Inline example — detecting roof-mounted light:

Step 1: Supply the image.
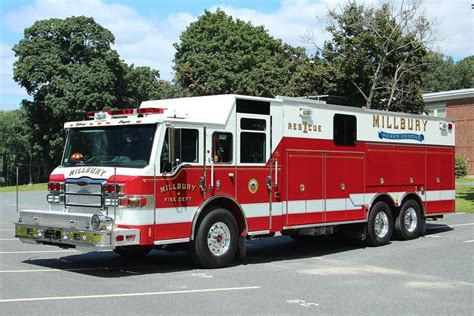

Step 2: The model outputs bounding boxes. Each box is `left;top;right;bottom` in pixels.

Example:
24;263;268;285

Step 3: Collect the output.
439;122;454;131
138;108;164;114
94;112;110;121
85;107;164;120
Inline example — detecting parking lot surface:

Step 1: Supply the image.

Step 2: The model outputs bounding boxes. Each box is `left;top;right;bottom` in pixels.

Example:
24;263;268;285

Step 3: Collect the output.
0;191;473;315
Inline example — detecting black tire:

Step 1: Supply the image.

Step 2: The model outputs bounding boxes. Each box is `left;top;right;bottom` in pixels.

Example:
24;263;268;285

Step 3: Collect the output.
114;245;152;257
366;201;393;246
190;208;238;268
419;217;427;236
395;200;422;240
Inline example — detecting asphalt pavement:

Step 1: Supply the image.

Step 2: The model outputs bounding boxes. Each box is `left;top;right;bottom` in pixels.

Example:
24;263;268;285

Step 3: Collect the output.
0;191;473;315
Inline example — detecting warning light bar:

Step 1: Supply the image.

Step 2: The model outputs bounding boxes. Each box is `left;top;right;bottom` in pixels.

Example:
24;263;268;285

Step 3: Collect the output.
86;107;165;120
137;108;164;114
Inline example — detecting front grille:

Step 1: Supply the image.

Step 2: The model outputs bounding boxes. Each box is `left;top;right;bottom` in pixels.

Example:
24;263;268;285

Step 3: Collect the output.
66;183;102;195
65;194;102;207
65;181;103;209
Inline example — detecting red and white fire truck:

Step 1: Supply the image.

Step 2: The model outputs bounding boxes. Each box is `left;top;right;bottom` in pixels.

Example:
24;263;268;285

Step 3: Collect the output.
15;95;455;268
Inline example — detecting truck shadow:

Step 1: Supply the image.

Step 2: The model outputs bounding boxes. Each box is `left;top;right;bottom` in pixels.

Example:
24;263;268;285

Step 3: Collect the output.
21;223;454;277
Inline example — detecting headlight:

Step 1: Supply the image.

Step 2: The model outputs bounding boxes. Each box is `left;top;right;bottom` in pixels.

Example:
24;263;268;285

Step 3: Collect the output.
90;214;112;231
91;214;102;230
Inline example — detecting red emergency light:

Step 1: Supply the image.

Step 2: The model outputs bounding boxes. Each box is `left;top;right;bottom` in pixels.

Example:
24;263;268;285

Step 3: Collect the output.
85;107;164;120
137;108;164;114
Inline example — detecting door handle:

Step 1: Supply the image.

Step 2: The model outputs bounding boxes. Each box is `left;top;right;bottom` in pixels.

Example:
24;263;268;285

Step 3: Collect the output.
266;176;272;190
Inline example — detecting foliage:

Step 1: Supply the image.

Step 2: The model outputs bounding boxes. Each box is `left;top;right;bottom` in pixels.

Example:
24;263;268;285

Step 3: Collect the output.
310;0;432;112
173;9;306;97
455;155;468;178
286;56;335;98
12;16;162;169
0;109;37;185
124;65;162;106
422;54;474;93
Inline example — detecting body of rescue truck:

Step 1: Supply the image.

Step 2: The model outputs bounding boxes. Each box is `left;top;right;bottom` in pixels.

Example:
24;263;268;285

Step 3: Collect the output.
15;95;455;268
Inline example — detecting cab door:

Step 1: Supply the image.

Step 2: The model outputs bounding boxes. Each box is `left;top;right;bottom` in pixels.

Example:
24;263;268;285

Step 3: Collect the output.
235;113;272;233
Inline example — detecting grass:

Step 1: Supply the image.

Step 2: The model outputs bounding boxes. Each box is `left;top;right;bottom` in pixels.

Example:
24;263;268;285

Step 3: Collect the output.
456;185;474;213
456;177;474;183
0;183;47;193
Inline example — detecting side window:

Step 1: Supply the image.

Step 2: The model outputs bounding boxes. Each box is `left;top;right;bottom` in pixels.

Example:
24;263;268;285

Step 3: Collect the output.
179;129;199;162
212;132;233;163
160;128;199;172
334;114;357;145
240;118;266;163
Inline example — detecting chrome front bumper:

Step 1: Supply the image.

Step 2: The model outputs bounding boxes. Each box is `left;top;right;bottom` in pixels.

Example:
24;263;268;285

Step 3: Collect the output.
15;210;140;251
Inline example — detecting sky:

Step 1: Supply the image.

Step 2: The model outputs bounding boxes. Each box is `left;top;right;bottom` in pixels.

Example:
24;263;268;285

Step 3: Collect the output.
0;0;473;111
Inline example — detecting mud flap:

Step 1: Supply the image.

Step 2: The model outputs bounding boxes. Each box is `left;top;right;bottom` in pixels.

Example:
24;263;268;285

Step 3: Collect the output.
360;225;367;241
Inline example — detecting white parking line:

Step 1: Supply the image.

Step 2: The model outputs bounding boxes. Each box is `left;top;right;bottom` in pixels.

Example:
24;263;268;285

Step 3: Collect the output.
425;235;442;238
0;286;261;303
463;240;474;243
449;223;474;227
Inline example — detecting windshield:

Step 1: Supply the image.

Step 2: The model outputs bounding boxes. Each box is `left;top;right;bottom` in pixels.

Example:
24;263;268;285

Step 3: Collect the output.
62;124;157;168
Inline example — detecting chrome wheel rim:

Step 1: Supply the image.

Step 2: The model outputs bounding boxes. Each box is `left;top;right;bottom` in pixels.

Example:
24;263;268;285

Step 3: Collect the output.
404;207;418;233
374;212;389;238
207;222;231;256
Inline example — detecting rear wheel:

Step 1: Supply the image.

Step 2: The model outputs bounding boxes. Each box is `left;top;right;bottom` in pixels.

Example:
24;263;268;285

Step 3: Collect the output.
190;208;238;268
395;200;421;240
366;201;393;246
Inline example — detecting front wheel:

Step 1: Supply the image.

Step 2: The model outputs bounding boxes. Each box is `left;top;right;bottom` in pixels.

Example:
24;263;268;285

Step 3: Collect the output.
190;208;239;268
366;201;393;246
395;200;421;240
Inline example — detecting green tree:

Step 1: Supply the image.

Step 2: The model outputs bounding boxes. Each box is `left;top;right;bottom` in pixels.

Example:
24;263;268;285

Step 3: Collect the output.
12;16;162;169
423;54;474;92
456;56;474;89
312;1;432;112
174;9;306;97
286;56;335;98
124;65;162;107
0;109;36;185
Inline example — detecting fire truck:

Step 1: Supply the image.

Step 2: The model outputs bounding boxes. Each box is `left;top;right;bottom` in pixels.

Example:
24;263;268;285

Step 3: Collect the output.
15;95;455;268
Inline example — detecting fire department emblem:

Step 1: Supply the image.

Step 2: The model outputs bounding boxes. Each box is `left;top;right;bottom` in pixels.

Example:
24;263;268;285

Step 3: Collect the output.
248;179;258;194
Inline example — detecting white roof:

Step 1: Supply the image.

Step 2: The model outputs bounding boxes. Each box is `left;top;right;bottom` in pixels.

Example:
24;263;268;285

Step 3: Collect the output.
423;88;474;103
140;94;277;126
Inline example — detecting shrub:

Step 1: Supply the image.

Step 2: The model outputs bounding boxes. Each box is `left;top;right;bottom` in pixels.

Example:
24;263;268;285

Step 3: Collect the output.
455;155;468;178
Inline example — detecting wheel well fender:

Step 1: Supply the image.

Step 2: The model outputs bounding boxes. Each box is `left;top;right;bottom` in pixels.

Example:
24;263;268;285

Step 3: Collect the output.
369;193;397;214
191;195;248;240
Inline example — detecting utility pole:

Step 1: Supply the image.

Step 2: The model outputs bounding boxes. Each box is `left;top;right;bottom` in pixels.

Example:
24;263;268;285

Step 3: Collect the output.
16;164;19;214
28;148;33;185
